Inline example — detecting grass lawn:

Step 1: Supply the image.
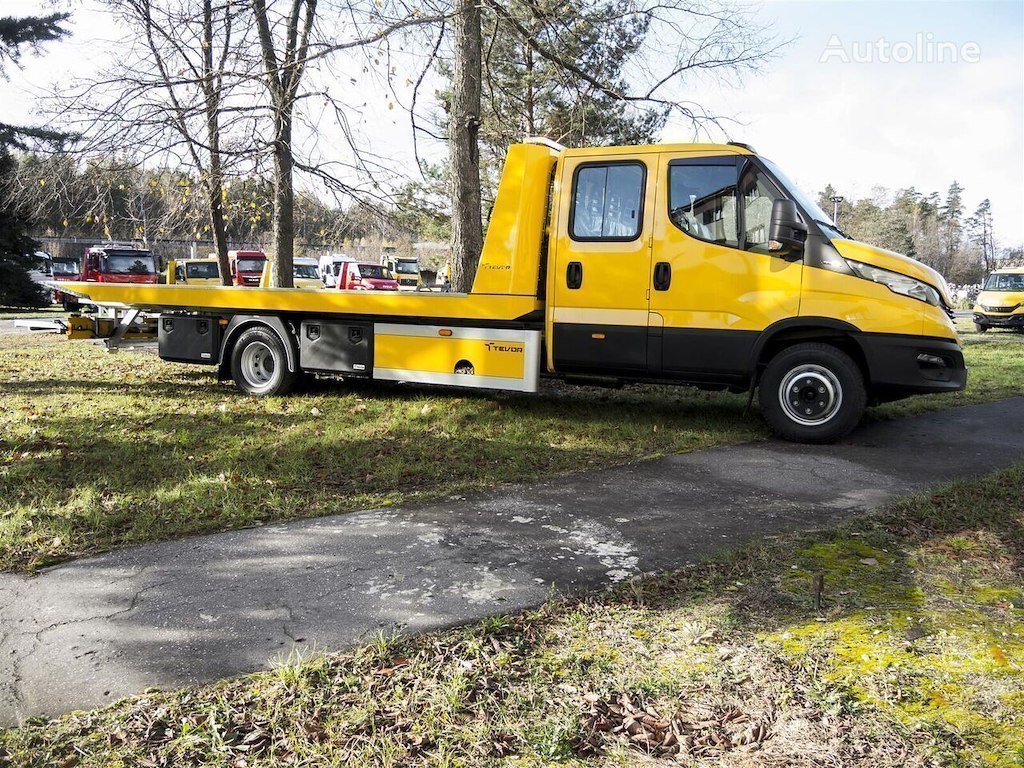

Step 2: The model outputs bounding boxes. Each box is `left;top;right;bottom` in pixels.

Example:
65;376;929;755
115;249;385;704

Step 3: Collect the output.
0;307;66;321
2;463;1021;767
0;331;1021;572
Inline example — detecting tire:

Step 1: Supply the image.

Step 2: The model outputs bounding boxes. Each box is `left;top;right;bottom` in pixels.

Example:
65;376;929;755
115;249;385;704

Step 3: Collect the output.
974;323;988;333
759;343;867;444
230;326;296;396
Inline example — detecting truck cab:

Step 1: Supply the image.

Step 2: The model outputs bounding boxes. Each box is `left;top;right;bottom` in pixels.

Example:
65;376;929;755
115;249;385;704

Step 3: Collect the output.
382;252;421;290
525;141;963;440
228;250;267;287
293;258;323;290
174;257;221;286
81;243;158;284
336;262;400;291
973;268;1024;332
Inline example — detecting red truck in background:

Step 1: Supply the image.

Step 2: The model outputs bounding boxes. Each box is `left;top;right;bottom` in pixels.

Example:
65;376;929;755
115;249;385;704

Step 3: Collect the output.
81;243;158;284
229;250;267;286
56;244;157;309
336;262;400;291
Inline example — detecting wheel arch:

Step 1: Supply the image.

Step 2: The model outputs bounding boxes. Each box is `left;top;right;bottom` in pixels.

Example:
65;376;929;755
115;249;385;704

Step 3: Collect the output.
749;317;870;387
218;315;298;379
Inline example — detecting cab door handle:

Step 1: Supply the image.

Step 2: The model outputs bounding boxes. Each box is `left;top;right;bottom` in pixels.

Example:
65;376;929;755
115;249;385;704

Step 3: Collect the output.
566;261;583;289
653;262;672;291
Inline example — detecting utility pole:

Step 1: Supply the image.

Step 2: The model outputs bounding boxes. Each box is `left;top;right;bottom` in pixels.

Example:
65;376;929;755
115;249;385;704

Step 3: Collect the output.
830;195;844;224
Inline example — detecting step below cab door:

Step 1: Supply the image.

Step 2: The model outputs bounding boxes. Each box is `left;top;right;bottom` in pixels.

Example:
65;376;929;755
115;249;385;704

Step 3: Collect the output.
649;152;803;378
549;152;656;374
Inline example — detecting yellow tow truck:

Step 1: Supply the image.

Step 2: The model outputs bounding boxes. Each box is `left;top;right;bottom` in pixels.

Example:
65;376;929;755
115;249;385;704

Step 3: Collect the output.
61;139;965;442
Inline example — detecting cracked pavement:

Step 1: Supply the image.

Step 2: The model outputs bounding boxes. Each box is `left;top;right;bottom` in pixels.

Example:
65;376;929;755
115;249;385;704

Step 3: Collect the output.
1;398;1023;725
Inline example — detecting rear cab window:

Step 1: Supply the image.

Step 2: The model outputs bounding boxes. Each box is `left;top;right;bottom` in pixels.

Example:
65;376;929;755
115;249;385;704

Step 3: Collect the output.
570;162;646;241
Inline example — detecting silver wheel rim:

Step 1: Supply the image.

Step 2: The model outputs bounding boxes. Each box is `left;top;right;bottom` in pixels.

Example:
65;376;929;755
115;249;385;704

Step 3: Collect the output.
778;364;843;426
240;341;276;390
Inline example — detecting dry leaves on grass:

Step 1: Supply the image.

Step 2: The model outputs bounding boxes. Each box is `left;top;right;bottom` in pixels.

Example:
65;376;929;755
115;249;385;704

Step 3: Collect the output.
576;691;771;759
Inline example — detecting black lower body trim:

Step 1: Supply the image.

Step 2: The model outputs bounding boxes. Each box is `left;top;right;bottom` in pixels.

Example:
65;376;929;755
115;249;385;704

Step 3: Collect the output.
552;323;757;383
660;327;758;376
552;323;647;374
974;312;1024;328
855;333;966;399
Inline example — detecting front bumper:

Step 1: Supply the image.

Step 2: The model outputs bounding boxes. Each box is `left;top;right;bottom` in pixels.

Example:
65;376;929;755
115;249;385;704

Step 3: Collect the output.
857;333;967;399
973;311;1024;328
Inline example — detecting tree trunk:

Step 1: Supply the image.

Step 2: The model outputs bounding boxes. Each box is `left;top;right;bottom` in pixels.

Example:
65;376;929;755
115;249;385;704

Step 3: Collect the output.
200;0;232;285
205;168;230;284
269;110;295;288
449;0;482;294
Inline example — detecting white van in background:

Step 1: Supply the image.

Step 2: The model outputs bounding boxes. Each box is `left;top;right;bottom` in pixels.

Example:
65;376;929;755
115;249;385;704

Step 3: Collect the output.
318;254;354;288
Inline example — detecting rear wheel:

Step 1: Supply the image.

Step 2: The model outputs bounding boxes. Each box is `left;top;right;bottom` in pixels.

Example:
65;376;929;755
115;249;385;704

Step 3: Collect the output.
230;327;296;396
759;343;866;444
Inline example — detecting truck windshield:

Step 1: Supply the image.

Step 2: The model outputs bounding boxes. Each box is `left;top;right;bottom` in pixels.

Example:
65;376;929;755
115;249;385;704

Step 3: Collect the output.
393;261;418;274
186;262;220;279
759;158;842;237
294;265;319;279
358;264;387;279
984;273;1024;291
237;258;265;273
52;260;79;276
103;252;156;274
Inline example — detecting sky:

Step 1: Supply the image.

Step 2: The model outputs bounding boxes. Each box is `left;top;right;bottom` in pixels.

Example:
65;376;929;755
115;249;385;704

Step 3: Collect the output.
2;0;1022;246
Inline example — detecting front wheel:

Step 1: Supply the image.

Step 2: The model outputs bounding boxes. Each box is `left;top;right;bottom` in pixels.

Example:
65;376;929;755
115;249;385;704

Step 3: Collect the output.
759;343;867;444
974;323;989;333
230;327;296;396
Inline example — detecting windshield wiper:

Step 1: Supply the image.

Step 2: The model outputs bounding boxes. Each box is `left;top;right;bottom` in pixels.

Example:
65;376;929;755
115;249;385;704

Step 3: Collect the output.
815;219;852;239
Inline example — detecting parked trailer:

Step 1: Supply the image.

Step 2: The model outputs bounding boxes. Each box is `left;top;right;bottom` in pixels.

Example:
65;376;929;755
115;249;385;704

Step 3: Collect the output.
61;140;966;443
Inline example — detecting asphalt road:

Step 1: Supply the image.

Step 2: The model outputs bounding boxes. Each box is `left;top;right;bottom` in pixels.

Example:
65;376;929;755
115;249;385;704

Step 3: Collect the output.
1;398;1023;725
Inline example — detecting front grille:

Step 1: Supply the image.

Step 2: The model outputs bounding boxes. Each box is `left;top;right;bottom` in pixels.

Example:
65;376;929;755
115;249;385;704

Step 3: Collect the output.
982;304;1018;313
400;278;417;285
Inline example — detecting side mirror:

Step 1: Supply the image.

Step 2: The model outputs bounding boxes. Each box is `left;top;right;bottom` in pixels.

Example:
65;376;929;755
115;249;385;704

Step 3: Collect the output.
768;199;808;258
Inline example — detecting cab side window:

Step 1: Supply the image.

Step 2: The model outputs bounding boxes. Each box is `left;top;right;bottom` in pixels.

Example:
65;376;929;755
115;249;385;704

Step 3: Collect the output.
667;163;738;247
571;162;645;241
740;165;784;254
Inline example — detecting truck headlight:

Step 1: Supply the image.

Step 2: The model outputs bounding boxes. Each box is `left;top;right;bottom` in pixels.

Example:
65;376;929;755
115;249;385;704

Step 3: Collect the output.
845;260;941;306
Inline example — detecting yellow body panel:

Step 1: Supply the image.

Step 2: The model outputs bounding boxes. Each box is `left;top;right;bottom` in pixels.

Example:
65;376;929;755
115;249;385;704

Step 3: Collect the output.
800;266;928;336
832;240;953;306
548;148;659;324
375;333;525;379
471;144;559;296
648;151;802;333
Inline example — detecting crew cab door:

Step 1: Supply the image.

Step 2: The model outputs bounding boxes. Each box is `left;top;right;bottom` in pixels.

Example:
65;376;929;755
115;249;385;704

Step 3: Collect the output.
550;153;656;374
648;153;803;377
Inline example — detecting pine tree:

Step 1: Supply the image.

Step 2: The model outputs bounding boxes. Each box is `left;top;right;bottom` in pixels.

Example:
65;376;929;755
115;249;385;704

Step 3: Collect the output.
474;0;667;194
0;11;70;308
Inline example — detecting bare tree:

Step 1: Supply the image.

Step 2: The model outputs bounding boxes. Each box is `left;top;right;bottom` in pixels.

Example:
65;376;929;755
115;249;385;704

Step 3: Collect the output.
245;1;451;286
49;0;259;284
249;0;317;288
